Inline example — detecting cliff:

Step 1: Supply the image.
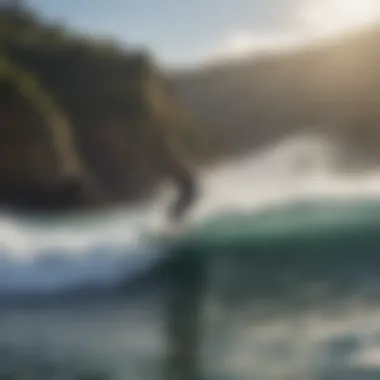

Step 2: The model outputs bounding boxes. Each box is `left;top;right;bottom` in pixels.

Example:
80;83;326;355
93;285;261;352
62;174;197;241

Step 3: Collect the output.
0;55;105;212
0;2;202;215
174;24;380;167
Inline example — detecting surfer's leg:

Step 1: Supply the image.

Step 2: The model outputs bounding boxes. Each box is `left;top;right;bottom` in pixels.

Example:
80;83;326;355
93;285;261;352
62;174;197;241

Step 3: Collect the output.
163;253;205;380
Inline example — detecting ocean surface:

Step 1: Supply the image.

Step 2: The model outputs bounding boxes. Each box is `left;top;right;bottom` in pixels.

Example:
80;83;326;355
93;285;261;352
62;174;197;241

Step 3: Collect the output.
2;133;380;379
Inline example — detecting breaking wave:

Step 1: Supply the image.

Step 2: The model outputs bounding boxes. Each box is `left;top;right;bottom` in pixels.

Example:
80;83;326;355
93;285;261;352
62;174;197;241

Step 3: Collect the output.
1;132;380;297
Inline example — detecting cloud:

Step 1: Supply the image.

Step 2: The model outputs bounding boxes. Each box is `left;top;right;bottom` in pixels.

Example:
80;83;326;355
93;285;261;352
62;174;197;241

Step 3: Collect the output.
208;30;305;62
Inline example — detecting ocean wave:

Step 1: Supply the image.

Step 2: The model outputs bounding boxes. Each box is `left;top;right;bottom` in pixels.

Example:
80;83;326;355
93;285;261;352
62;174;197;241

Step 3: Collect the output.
2;132;380;299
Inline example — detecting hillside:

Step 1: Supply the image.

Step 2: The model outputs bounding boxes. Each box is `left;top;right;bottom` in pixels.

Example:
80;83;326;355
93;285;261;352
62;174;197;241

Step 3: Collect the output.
0;54;104;212
174;24;380;167
0;1;205;215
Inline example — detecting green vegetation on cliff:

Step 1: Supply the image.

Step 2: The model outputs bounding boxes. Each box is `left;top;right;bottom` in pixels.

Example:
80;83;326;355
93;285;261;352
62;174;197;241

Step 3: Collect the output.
0;52;105;212
0;1;204;214
0;52;83;180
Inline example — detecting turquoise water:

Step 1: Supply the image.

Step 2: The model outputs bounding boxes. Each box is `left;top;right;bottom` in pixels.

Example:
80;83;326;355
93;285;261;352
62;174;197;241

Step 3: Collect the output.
179;198;380;252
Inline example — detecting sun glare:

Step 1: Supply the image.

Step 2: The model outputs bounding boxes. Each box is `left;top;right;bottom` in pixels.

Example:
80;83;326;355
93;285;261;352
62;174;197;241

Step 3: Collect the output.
214;31;302;61
208;0;380;63
300;0;380;37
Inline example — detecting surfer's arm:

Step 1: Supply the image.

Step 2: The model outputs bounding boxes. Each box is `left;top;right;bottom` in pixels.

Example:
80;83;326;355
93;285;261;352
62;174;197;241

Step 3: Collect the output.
152;123;198;221
167;160;198;221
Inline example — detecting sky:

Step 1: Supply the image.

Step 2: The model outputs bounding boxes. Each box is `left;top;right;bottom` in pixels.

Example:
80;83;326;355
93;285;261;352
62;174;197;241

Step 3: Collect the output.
28;0;380;68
